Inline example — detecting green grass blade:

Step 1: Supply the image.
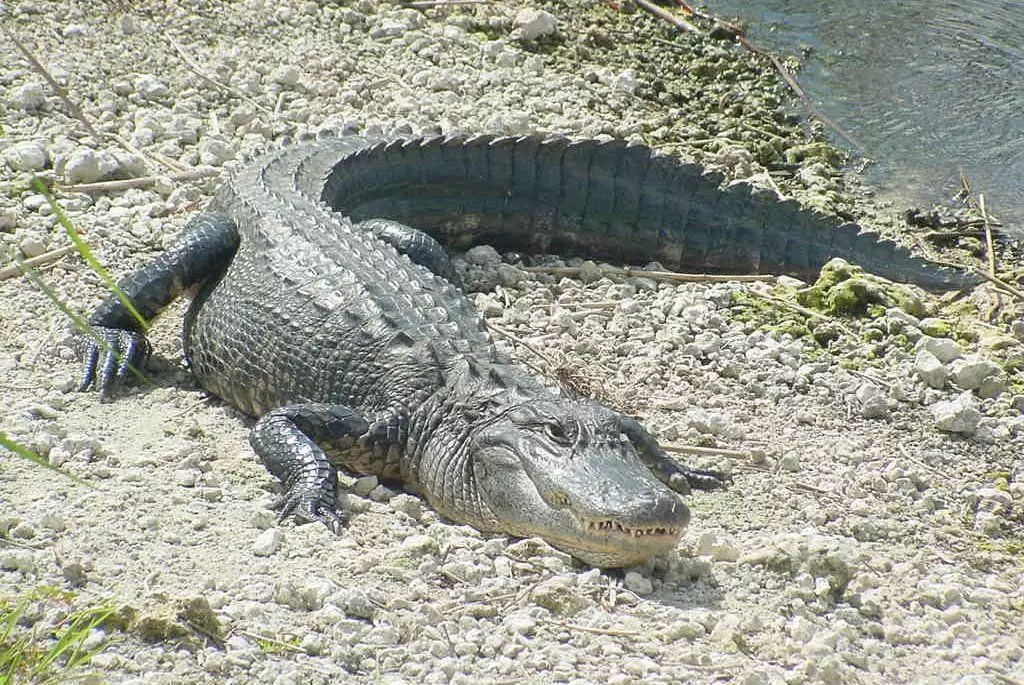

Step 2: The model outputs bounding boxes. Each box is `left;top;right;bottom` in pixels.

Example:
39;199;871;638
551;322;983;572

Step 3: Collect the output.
0;597;34;682
12;251;149;388
0;432;92;487
31;177;148;332
34;606;111;675
0;594;116;684
0;598;25;645
8;202;151;389
13;255;94;338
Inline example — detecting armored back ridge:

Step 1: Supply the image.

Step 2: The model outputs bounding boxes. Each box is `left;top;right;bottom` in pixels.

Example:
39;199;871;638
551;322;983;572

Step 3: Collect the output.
80;134;973;567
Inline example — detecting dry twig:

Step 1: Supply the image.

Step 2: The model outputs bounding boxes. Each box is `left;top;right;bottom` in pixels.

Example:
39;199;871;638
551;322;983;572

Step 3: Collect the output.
635;0;699;34
846;369;891;391
6;28;192;176
980;193;997;277
548;620;640;637
59;168;220;194
232;630;304;653
743;288;855;335
520;264;775;284
403;0;491;7
110;133;190;174
662;443;753;460
897;444;946;480
633;1;864;152
0;245;78;282
788;480;832;496
970;268;1024;302
485;321;557;366
4;28;102;141
168;37;273;115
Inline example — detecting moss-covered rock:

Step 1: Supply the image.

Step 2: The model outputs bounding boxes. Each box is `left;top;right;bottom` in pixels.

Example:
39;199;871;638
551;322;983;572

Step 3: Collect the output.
796;258;930;318
919;317;952;338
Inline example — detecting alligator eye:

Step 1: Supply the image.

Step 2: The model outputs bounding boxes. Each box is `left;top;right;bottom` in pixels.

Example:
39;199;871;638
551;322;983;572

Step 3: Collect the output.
544;422;573;445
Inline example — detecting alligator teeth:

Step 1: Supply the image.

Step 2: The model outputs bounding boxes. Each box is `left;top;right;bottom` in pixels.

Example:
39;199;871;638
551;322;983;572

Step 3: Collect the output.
583;520;679;537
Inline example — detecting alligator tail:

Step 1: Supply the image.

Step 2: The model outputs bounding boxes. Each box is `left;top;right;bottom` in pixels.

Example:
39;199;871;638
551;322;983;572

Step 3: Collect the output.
320;135;976;291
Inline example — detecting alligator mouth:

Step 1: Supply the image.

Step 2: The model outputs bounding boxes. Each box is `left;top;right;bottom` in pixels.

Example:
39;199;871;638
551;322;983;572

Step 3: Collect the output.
535;516;685;567
582;518;683;539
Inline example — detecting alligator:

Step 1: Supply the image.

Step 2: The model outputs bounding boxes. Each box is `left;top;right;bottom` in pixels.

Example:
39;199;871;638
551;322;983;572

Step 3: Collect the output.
79;134;974;567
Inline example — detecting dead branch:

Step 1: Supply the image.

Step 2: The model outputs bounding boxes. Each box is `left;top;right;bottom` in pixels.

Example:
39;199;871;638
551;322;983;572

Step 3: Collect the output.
0;245;78;282
4;28;103;141
58;168;220;194
520;265;775;284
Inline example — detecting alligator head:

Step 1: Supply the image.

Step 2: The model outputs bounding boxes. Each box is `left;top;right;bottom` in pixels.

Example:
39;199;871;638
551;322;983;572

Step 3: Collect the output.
460;399;691;568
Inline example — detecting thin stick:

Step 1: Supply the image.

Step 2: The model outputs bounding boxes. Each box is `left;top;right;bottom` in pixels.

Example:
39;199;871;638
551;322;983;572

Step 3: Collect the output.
670;0;716;21
520;265;775;284
4;29;102;141
111;133;189;174
641;1;864;152
788;481;831;496
403;0;491;7
182;617;225;647
897;444;945;480
847;369;891;391
233;629;304;653
4;29;189;176
662;443;753;460
0;245;78;282
744;289;854;335
485;321;557;367
971;268;1024;302
168;37;272;115
924;230;1000;241
548;620;640;637
635;0;699;34
980;194;996;277
59;168;220;194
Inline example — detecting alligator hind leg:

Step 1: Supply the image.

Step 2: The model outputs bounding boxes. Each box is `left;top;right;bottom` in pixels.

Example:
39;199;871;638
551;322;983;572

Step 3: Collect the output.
618;415;731;494
355;218;462;286
80;214;240;398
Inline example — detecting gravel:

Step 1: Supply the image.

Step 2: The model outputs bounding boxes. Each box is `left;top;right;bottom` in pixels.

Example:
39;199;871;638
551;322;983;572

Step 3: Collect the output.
1;1;1022;683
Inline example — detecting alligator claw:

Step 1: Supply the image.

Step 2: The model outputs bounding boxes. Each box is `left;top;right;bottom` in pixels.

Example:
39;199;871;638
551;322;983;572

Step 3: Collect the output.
78;326;151;399
272;487;347;535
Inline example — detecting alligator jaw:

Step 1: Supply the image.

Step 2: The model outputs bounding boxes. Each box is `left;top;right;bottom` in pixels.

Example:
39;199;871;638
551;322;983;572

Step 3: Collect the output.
468;477;690;568
536;515;687;568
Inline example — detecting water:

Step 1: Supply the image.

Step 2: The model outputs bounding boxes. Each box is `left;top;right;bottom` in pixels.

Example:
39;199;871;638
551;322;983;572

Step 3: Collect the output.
702;0;1024;232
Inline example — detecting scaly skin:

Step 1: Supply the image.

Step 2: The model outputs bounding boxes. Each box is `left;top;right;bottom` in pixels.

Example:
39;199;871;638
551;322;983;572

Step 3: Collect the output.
80;134;972;566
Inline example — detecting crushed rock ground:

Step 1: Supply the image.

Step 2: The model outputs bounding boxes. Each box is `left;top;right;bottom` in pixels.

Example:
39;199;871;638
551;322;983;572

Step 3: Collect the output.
1;1;1022;683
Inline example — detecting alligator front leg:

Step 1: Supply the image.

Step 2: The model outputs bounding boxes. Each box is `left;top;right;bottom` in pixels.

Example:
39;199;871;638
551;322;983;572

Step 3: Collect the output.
80;213;239;398
618;415;731;494
250;403;381;532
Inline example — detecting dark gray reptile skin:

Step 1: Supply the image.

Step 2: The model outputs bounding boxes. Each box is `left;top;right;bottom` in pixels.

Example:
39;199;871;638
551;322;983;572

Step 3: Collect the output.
79;134;973;567
316;135;974;290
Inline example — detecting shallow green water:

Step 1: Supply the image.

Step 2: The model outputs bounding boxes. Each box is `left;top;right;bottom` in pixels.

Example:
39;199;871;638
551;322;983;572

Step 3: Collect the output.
703;0;1024;232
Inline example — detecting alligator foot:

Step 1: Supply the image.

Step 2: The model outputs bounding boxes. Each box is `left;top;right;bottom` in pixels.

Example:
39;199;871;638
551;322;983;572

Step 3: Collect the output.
270;476;347;534
250;403;374;533
78;326;152;400
78;213;241;401
618;414;731;495
662;464;732;495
